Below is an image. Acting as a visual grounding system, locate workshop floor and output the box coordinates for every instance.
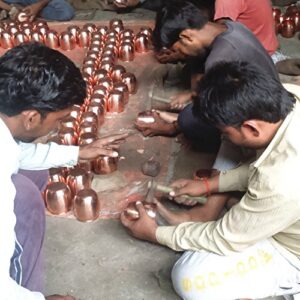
[44,8,300,300]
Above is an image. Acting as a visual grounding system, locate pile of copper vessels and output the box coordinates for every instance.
[4,18,155,221]
[273,4,300,38]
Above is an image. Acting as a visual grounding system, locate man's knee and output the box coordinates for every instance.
[42,0,74,21]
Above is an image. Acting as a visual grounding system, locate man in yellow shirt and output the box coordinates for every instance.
[121,61,300,300]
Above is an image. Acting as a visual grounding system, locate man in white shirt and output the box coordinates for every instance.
[0,42,127,300]
[121,61,300,300]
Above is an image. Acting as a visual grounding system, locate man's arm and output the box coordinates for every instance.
[0,1,12,10]
[214,0,244,22]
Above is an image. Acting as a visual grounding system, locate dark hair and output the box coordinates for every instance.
[153,0,209,50]
[0,42,86,117]
[193,61,296,127]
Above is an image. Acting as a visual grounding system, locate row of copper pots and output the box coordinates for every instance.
[273,6,300,37]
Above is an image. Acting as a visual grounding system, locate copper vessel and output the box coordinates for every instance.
[0,31,13,49]
[96,25,108,36]
[97,76,113,90]
[86,50,100,61]
[124,202,156,220]
[137,110,155,123]
[7,25,18,35]
[273,7,282,20]
[119,42,134,61]
[13,31,28,46]
[101,54,115,64]
[58,127,78,145]
[292,12,300,31]
[67,25,80,41]
[79,121,98,135]
[92,155,118,174]
[20,26,32,37]
[36,24,48,36]
[86,103,105,125]
[122,72,137,94]
[109,18,123,28]
[93,85,108,98]
[16,11,29,23]
[73,188,100,222]
[91,32,102,40]
[83,23,97,33]
[82,64,95,76]
[78,28,90,48]
[30,30,44,43]
[89,42,102,52]
[82,72,95,87]
[93,69,109,83]
[113,82,129,104]
[66,167,91,196]
[120,29,134,39]
[35,20,48,29]
[111,24,123,34]
[285,4,300,16]
[78,132,98,145]
[49,167,66,183]
[102,48,116,58]
[90,94,107,110]
[281,19,296,38]
[59,31,76,51]
[44,182,72,215]
[83,57,98,69]
[44,29,59,49]
[107,89,124,113]
[135,33,150,53]
[139,27,153,39]
[60,115,79,131]
[111,65,126,82]
[106,29,118,39]
[70,105,82,120]
[78,160,93,175]
[80,111,98,125]
[99,61,113,74]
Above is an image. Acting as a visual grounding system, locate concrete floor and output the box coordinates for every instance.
[44,8,300,300]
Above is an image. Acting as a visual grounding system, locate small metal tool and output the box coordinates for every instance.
[146,180,207,204]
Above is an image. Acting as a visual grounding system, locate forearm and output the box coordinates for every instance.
[0,1,12,10]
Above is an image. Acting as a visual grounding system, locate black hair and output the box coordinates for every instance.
[0,42,86,117]
[153,0,209,50]
[193,61,296,127]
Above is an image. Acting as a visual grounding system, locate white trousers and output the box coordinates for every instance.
[172,240,300,300]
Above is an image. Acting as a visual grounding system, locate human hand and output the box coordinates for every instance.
[135,111,178,137]
[22,2,43,21]
[155,48,186,64]
[276,58,300,76]
[46,295,76,300]
[113,0,139,8]
[154,110,178,123]
[79,132,128,160]
[120,201,158,243]
[170,91,192,110]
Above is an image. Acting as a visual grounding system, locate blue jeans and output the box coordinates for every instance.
[5,0,74,20]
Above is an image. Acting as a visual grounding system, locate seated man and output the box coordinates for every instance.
[122,61,300,300]
[0,42,127,300]
[0,0,74,21]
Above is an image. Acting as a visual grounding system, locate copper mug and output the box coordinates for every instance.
[120,29,134,39]
[60,116,79,131]
[124,202,156,220]
[78,28,90,48]
[122,72,137,94]
[44,29,59,49]
[58,127,78,145]
[78,121,98,135]
[30,30,44,43]
[90,94,107,110]
[93,69,109,83]
[93,85,109,98]
[139,27,153,39]
[44,182,72,215]
[107,89,124,113]
[73,188,100,222]
[111,65,126,82]
[78,132,98,145]
[0,31,13,49]
[67,25,80,41]
[48,167,66,183]
[96,25,108,36]
[66,167,91,196]
[13,31,28,46]
[59,31,76,51]
[83,23,97,33]
[109,18,123,28]
[135,33,150,53]
[92,155,118,174]
[80,111,99,125]
[114,82,129,104]
[86,103,105,126]
[281,19,296,38]
[119,42,135,61]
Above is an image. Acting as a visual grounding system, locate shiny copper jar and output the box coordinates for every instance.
[86,103,105,126]
[93,69,109,83]
[36,24,48,36]
[60,115,79,132]
[80,111,98,125]
[59,31,76,51]
[83,23,97,33]
[90,94,107,111]
[122,72,137,94]
[44,29,59,49]
[120,29,134,39]
[107,89,124,113]
[109,18,123,28]
[78,121,98,136]
[113,82,129,104]
[139,27,153,39]
[0,31,13,49]
[58,127,78,145]
[67,25,80,42]
[66,167,91,196]
[111,65,126,82]
[49,167,66,183]
[96,25,108,36]
[92,155,118,174]
[78,28,90,48]
[70,105,82,120]
[281,19,296,38]
[13,31,28,46]
[135,33,150,53]
[97,76,113,91]
[78,132,98,145]
[30,30,44,43]
[93,85,109,98]
[73,188,100,222]
[119,42,134,61]
[99,60,113,74]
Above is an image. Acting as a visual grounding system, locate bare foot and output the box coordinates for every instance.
[170,91,192,110]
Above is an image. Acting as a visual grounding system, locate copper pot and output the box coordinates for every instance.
[109,18,123,28]
[44,29,59,49]
[120,29,134,39]
[285,4,300,16]
[70,105,82,120]
[92,155,118,174]
[137,110,155,123]
[58,127,78,145]
[292,12,300,31]
[86,103,105,126]
[66,167,91,196]
[111,65,126,82]
[60,115,79,131]
[8,25,19,35]
[0,31,13,49]
[73,188,100,222]
[79,121,98,135]
[82,64,95,76]
[83,57,98,67]
[86,50,100,61]
[281,19,296,38]
[82,72,95,87]
[36,24,48,36]
[122,72,137,94]
[113,82,129,104]
[91,32,103,40]
[107,89,124,113]
[101,53,115,64]
[35,20,48,29]
[78,28,90,48]
[124,202,156,220]
[80,111,98,125]
[97,76,113,90]
[20,25,32,37]
[67,25,80,41]
[106,29,118,39]
[78,132,98,145]
[49,167,66,183]
[273,7,282,20]
[93,69,109,83]
[119,42,134,61]
[59,31,76,51]
[135,33,150,53]
[30,30,44,43]
[83,23,97,33]
[96,25,108,36]
[99,61,113,74]
[93,85,108,98]
[89,42,102,52]
[90,94,107,111]
[102,48,116,58]
[139,27,153,39]
[44,182,72,215]
[13,31,28,46]
[111,24,123,34]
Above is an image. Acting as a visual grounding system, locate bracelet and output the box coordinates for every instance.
[200,177,211,196]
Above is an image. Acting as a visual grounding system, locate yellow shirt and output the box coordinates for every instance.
[156,84,300,262]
